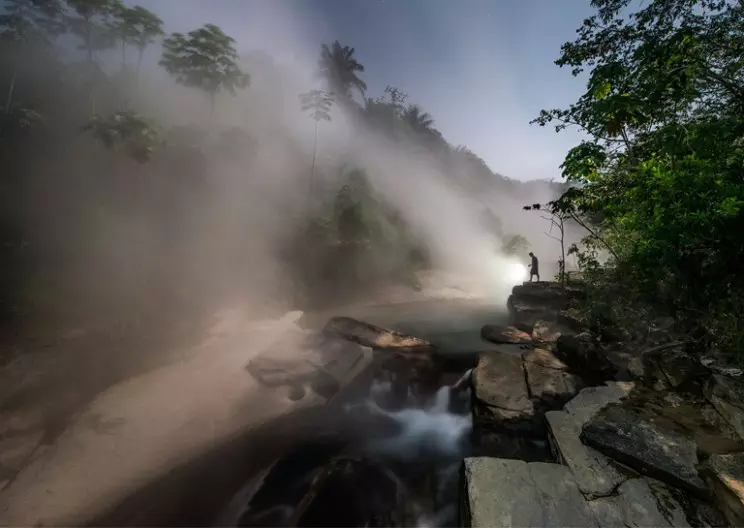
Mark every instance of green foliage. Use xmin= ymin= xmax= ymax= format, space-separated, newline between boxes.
xmin=318 ymin=40 xmax=366 ymax=101
xmin=299 ymin=89 xmax=334 ymax=122
xmin=83 ymin=110 xmax=160 ymax=162
xmin=160 ymin=24 xmax=249 ymax=103
xmin=536 ymin=0 xmax=744 ymax=359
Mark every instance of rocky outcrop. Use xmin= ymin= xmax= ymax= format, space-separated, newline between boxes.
xmin=705 ymin=374 xmax=744 ymax=441
xmin=581 ymin=404 xmax=708 ymax=496
xmin=323 ymin=316 xmax=431 ymax=351
xmin=546 ymin=382 xmax=635 ymax=499
xmin=480 ymin=325 xmax=532 ymax=345
xmin=524 ymin=360 xmax=583 ymax=410
xmin=460 ymin=457 xmax=598 ymax=527
xmin=701 ymin=452 xmax=744 ymax=526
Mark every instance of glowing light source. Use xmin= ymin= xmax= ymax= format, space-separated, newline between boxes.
xmin=504 ymin=258 xmax=528 ymax=284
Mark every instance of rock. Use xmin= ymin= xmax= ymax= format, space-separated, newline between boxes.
xmin=532 ymin=320 xmax=565 ymax=345
xmin=523 ymin=347 xmax=568 ymax=371
xmin=588 ymin=478 xmax=691 ymax=527
xmin=289 ymin=456 xmax=410 ymax=527
xmin=629 ymin=388 xmax=744 ymax=458
xmin=508 ymin=298 xmax=559 ymax=333
xmin=323 ymin=316 xmax=431 ymax=351
xmin=481 ymin=324 xmax=532 ymax=345
xmin=581 ymin=405 xmax=708 ymax=496
xmin=459 ymin=458 xmax=598 ymax=527
xmin=546 ymin=382 xmax=635 ymax=498
xmin=705 ymin=374 xmax=744 ymax=441
xmin=700 ymin=356 xmax=743 ymax=379
xmin=655 ymin=345 xmax=702 ymax=388
xmin=701 ymin=452 xmax=744 ymax=527
xmin=525 ymin=362 xmax=583 ymax=409
xmin=472 ymin=352 xmax=534 ymax=430
xmin=556 ymin=332 xmax=615 ymax=377
xmin=245 ymin=331 xmax=367 ymax=400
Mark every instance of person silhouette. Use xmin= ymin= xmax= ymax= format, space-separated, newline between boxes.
xmin=528 ymin=252 xmax=540 ymax=282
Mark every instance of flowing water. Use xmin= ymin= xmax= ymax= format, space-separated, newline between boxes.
xmin=218 ymin=371 xmax=475 ymax=527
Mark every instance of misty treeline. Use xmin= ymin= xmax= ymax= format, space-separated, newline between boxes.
xmin=0 ymin=0 xmax=536 ymax=336
xmin=537 ymin=0 xmax=744 ymax=362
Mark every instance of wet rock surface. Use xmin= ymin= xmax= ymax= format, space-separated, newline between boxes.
xmin=556 ymin=332 xmax=615 ymax=378
xmin=581 ymin=404 xmax=708 ymax=496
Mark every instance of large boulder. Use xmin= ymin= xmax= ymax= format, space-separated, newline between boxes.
xmin=524 ymin=361 xmax=583 ymax=410
xmin=581 ymin=404 xmax=708 ymax=497
xmin=545 ymin=382 xmax=635 ymax=499
xmin=701 ymin=452 xmax=744 ymax=527
xmin=480 ymin=324 xmax=532 ymax=345
xmin=704 ymin=374 xmax=744 ymax=441
xmin=555 ymin=332 xmax=615 ymax=378
xmin=323 ymin=316 xmax=431 ymax=351
xmin=459 ymin=458 xmax=598 ymax=527
xmin=472 ymin=352 xmax=535 ymax=432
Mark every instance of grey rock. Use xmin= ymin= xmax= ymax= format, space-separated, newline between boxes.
xmin=507 ymin=297 xmax=559 ymax=333
xmin=581 ymin=405 xmax=708 ymax=496
xmin=546 ymin=410 xmax=631 ymax=499
xmin=656 ymin=346 xmax=701 ymax=388
xmin=588 ymin=478 xmax=690 ymax=527
xmin=546 ymin=382 xmax=634 ymax=499
xmin=480 ymin=324 xmax=532 ymax=345
xmin=532 ymin=320 xmax=567 ymax=345
xmin=705 ymin=374 xmax=744 ymax=441
xmin=460 ymin=457 xmax=598 ymax=527
xmin=701 ymin=452 xmax=744 ymax=527
xmin=564 ymin=382 xmax=635 ymax=425
xmin=526 ymin=362 xmax=582 ymax=408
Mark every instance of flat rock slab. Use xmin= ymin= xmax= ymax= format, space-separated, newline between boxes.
xmin=532 ymin=320 xmax=568 ymax=345
xmin=705 ymin=374 xmax=744 ymax=441
xmin=581 ymin=405 xmax=707 ymax=496
xmin=480 ymin=324 xmax=532 ymax=345
xmin=588 ymin=478 xmax=690 ymax=527
xmin=546 ymin=382 xmax=634 ymax=499
xmin=701 ymin=452 xmax=744 ymax=526
xmin=323 ymin=316 xmax=431 ymax=350
xmin=460 ymin=457 xmax=598 ymax=527
xmin=525 ymin=362 xmax=582 ymax=408
xmin=472 ymin=353 xmax=533 ymax=415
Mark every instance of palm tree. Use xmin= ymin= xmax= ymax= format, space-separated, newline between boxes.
xmin=299 ymin=89 xmax=334 ymax=199
xmin=401 ymin=104 xmax=435 ymax=134
xmin=318 ymin=40 xmax=367 ymax=101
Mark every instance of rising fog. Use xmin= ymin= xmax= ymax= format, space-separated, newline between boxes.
xmin=3 ymin=0 xmax=585 ymax=341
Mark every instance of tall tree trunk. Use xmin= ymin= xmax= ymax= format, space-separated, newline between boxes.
xmin=135 ymin=48 xmax=144 ymax=104
xmin=4 ymin=69 xmax=17 ymax=114
xmin=309 ymin=119 xmax=319 ymax=201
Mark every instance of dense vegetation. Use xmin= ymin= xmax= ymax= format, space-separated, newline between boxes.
xmin=0 ymin=0 xmax=538 ymax=338
xmin=538 ymin=0 xmax=744 ymax=361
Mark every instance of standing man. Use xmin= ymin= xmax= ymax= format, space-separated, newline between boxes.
xmin=528 ymin=252 xmax=540 ymax=282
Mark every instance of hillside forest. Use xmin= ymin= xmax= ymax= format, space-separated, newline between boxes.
xmin=2 ymin=0 xmax=743 ymax=365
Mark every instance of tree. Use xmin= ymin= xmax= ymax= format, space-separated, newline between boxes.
xmin=533 ymin=0 xmax=744 ymax=357
xmin=66 ymin=0 xmax=122 ymax=63
xmin=401 ymin=104 xmax=435 ymax=135
xmin=299 ymin=89 xmax=334 ymax=200
xmin=125 ymin=6 xmax=163 ymax=78
xmin=318 ymin=40 xmax=366 ymax=101
xmin=160 ymin=24 xmax=249 ymax=118
xmin=83 ymin=110 xmax=160 ymax=162
xmin=1 ymin=0 xmax=66 ymax=113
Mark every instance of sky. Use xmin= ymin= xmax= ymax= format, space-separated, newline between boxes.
xmin=128 ymin=0 xmax=596 ymax=181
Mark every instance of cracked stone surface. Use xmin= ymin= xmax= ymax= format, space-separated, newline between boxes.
xmin=460 ymin=458 xmax=598 ymax=527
